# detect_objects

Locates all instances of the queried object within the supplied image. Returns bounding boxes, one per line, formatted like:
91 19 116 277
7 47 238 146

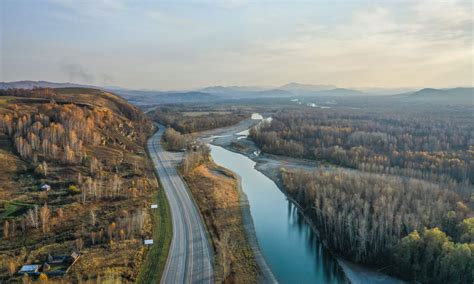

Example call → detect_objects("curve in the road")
147 126 214 284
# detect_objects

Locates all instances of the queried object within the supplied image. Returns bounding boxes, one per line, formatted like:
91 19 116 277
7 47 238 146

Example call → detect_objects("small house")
40 184 51 191
41 252 80 276
18 264 40 275
71 252 79 261
47 254 67 264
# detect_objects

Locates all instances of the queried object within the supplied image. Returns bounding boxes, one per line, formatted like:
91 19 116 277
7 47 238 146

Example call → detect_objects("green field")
136 187 172 284
0 200 34 219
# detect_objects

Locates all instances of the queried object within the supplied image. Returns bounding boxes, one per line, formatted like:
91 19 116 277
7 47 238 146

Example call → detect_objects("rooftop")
19 265 39 273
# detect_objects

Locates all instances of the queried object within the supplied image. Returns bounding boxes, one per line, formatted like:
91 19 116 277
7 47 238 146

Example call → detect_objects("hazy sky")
1 0 472 90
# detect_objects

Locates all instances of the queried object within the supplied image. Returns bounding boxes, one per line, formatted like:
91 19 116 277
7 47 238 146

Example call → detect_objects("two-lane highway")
148 125 214 284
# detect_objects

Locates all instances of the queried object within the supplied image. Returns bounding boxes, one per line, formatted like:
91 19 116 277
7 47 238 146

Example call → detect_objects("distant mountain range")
118 90 219 105
1 80 472 105
396 87 474 104
0 80 95 90
279 82 336 93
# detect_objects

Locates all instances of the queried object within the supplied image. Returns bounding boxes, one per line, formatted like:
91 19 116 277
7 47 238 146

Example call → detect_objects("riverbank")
200 115 405 284
199 118 278 283
209 144 347 283
181 160 261 283
232 166 278 284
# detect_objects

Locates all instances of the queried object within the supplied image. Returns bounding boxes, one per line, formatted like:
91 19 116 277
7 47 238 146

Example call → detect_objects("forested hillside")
0 88 159 282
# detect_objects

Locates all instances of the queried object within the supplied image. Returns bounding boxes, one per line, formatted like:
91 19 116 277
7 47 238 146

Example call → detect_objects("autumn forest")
251 103 473 283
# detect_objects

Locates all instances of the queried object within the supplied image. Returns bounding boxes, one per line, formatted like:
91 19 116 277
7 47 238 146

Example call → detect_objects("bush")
68 185 80 194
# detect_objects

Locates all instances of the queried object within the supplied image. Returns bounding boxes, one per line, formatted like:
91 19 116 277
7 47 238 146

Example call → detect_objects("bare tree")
107 222 116 241
8 259 16 277
98 228 104 243
20 219 26 234
26 206 39 229
3 221 9 239
89 157 101 176
34 161 48 177
56 208 64 220
90 210 96 226
10 219 16 238
22 273 31 284
75 238 84 252
39 203 51 234
90 231 97 245
77 172 83 184
109 175 122 197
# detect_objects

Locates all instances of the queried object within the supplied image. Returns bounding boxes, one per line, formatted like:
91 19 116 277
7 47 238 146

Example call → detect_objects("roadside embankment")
182 161 260 283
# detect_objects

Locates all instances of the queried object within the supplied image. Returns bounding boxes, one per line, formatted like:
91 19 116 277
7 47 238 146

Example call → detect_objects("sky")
1 0 473 90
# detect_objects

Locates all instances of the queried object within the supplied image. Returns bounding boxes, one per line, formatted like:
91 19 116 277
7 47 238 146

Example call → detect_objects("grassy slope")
136 175 172 283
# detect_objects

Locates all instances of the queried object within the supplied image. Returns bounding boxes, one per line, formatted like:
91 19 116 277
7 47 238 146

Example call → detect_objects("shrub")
68 185 80 194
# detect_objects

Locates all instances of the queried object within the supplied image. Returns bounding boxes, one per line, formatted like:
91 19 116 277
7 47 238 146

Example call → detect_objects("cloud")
213 0 472 87
4 0 472 89
61 64 94 83
411 0 472 42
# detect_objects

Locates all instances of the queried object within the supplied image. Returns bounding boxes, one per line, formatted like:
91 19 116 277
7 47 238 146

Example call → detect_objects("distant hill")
200 85 267 93
198 83 368 100
115 90 219 105
353 87 419 95
306 88 369 97
0 80 97 90
3 81 470 105
278 82 336 93
198 86 293 99
403 87 473 104
255 89 294 98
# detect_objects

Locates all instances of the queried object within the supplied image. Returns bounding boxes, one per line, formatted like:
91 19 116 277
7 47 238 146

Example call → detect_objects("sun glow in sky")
1 0 472 90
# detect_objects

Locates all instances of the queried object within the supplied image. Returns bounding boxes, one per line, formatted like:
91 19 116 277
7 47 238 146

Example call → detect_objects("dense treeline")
152 107 248 133
0 88 152 164
395 227 473 283
1 103 103 163
162 128 190 151
281 169 473 283
250 106 474 186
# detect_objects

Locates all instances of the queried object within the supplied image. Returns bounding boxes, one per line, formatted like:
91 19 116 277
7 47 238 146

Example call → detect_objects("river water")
209 144 347 284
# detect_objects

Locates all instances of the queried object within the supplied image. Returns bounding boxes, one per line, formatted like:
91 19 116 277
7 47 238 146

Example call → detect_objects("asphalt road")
148 125 214 284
